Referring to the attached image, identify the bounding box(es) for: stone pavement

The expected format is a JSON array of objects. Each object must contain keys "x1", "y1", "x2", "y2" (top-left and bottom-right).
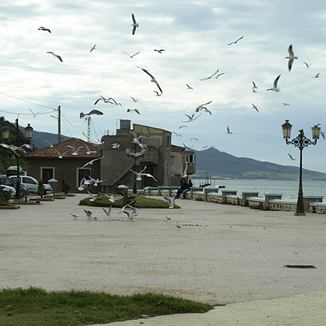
[{"x1": 1, "y1": 194, "x2": 326, "y2": 325}]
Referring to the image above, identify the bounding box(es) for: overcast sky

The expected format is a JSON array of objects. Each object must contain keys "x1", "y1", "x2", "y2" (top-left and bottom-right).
[{"x1": 0, "y1": 0, "x2": 325, "y2": 172}]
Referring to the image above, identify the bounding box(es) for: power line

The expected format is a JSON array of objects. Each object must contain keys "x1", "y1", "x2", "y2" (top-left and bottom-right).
[
  {"x1": 0, "y1": 90, "x2": 56, "y2": 110},
  {"x1": 61, "y1": 112, "x2": 84, "y2": 128},
  {"x1": 0, "y1": 108, "x2": 56, "y2": 116}
]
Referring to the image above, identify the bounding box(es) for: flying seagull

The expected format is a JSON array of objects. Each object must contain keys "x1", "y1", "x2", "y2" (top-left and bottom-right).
[
  {"x1": 123, "y1": 51, "x2": 140, "y2": 58},
  {"x1": 186, "y1": 84, "x2": 193, "y2": 90},
  {"x1": 130, "y1": 96, "x2": 138, "y2": 102},
  {"x1": 226, "y1": 126, "x2": 233, "y2": 134},
  {"x1": 38, "y1": 26, "x2": 51, "y2": 33},
  {"x1": 46, "y1": 51, "x2": 63, "y2": 62},
  {"x1": 200, "y1": 69, "x2": 220, "y2": 81},
  {"x1": 162, "y1": 195, "x2": 176, "y2": 209},
  {"x1": 103, "y1": 206, "x2": 112, "y2": 218},
  {"x1": 286, "y1": 44, "x2": 298, "y2": 72},
  {"x1": 29, "y1": 108, "x2": 40, "y2": 118},
  {"x1": 288, "y1": 153, "x2": 295, "y2": 161},
  {"x1": 320, "y1": 130, "x2": 325, "y2": 140},
  {"x1": 195, "y1": 100, "x2": 213, "y2": 113},
  {"x1": 131, "y1": 13, "x2": 138, "y2": 35},
  {"x1": 215, "y1": 72, "x2": 225, "y2": 79},
  {"x1": 80, "y1": 109, "x2": 103, "y2": 118},
  {"x1": 252, "y1": 81, "x2": 258, "y2": 93},
  {"x1": 252, "y1": 104, "x2": 259, "y2": 112},
  {"x1": 82, "y1": 156, "x2": 105, "y2": 168},
  {"x1": 153, "y1": 91, "x2": 162, "y2": 96},
  {"x1": 54, "y1": 149, "x2": 69, "y2": 159},
  {"x1": 138, "y1": 66, "x2": 163, "y2": 94},
  {"x1": 154, "y1": 49, "x2": 165, "y2": 53},
  {"x1": 84, "y1": 209, "x2": 93, "y2": 221},
  {"x1": 282, "y1": 102, "x2": 290, "y2": 106},
  {"x1": 313, "y1": 73, "x2": 320, "y2": 78},
  {"x1": 127, "y1": 108, "x2": 140, "y2": 115},
  {"x1": 266, "y1": 74, "x2": 281, "y2": 92},
  {"x1": 304, "y1": 62, "x2": 310, "y2": 68},
  {"x1": 90, "y1": 44, "x2": 96, "y2": 53},
  {"x1": 227, "y1": 36, "x2": 244, "y2": 46}
]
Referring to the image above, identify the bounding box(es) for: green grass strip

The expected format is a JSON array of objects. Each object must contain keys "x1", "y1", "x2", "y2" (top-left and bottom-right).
[{"x1": 0, "y1": 287, "x2": 212, "y2": 326}]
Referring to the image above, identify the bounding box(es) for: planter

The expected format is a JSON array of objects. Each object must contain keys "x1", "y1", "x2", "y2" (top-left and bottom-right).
[{"x1": 0, "y1": 204, "x2": 20, "y2": 209}]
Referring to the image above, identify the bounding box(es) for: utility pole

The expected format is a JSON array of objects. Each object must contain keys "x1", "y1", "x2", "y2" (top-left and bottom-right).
[{"x1": 57, "y1": 105, "x2": 61, "y2": 144}]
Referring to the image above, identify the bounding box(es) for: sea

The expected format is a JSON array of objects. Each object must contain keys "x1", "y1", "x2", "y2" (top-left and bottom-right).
[{"x1": 192, "y1": 178, "x2": 326, "y2": 201}]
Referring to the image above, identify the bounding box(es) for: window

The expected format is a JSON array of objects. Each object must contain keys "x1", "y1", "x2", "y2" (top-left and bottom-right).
[
  {"x1": 41, "y1": 167, "x2": 54, "y2": 183},
  {"x1": 185, "y1": 154, "x2": 195, "y2": 163},
  {"x1": 23, "y1": 177, "x2": 37, "y2": 185}
]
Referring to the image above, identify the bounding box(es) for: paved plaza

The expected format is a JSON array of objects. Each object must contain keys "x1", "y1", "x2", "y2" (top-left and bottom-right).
[{"x1": 1, "y1": 194, "x2": 326, "y2": 324}]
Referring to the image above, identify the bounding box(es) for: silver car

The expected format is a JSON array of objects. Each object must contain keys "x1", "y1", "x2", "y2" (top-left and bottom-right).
[{"x1": 9, "y1": 176, "x2": 53, "y2": 194}]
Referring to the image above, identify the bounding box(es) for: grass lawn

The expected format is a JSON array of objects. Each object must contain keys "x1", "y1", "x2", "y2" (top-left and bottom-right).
[
  {"x1": 0, "y1": 287, "x2": 212, "y2": 326},
  {"x1": 79, "y1": 195, "x2": 180, "y2": 209}
]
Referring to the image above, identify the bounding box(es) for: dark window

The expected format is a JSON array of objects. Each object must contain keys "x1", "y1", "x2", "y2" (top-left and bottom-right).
[{"x1": 41, "y1": 168, "x2": 54, "y2": 183}]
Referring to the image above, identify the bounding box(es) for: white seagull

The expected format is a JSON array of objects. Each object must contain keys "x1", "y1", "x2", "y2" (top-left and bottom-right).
[
  {"x1": 266, "y1": 74, "x2": 281, "y2": 92},
  {"x1": 82, "y1": 156, "x2": 104, "y2": 168},
  {"x1": 200, "y1": 69, "x2": 220, "y2": 81},
  {"x1": 186, "y1": 84, "x2": 193, "y2": 90},
  {"x1": 123, "y1": 51, "x2": 140, "y2": 58},
  {"x1": 46, "y1": 51, "x2": 63, "y2": 62},
  {"x1": 162, "y1": 195, "x2": 176, "y2": 209},
  {"x1": 131, "y1": 13, "x2": 139, "y2": 35},
  {"x1": 138, "y1": 66, "x2": 163, "y2": 95},
  {"x1": 285, "y1": 44, "x2": 298, "y2": 72}
]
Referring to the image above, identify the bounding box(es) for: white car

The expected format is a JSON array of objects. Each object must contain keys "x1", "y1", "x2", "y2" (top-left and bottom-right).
[
  {"x1": 0, "y1": 184, "x2": 16, "y2": 198},
  {"x1": 9, "y1": 176, "x2": 53, "y2": 195}
]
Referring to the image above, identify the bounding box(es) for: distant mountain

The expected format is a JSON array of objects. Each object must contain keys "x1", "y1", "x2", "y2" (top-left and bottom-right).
[
  {"x1": 30, "y1": 130, "x2": 71, "y2": 149},
  {"x1": 195, "y1": 147, "x2": 326, "y2": 180}
]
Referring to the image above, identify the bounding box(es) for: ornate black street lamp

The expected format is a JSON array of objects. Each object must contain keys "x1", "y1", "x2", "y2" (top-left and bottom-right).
[
  {"x1": 2, "y1": 119, "x2": 33, "y2": 199},
  {"x1": 282, "y1": 120, "x2": 320, "y2": 216}
]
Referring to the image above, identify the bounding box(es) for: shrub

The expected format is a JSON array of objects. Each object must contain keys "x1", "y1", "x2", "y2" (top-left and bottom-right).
[{"x1": 0, "y1": 188, "x2": 10, "y2": 205}]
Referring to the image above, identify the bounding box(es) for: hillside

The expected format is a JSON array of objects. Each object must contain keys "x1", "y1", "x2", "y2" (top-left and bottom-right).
[
  {"x1": 30, "y1": 130, "x2": 71, "y2": 149},
  {"x1": 195, "y1": 147, "x2": 326, "y2": 180}
]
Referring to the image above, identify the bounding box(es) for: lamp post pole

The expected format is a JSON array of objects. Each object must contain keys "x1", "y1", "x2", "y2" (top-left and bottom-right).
[
  {"x1": 15, "y1": 118, "x2": 21, "y2": 200},
  {"x1": 133, "y1": 143, "x2": 137, "y2": 194},
  {"x1": 282, "y1": 121, "x2": 320, "y2": 216}
]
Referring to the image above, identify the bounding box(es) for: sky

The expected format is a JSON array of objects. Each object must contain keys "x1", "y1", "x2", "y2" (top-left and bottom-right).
[{"x1": 0, "y1": 0, "x2": 325, "y2": 172}]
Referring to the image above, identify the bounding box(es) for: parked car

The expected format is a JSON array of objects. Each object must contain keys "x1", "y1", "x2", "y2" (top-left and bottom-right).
[
  {"x1": 0, "y1": 175, "x2": 29, "y2": 198},
  {"x1": 9, "y1": 176, "x2": 53, "y2": 195},
  {"x1": 0, "y1": 184, "x2": 16, "y2": 198}
]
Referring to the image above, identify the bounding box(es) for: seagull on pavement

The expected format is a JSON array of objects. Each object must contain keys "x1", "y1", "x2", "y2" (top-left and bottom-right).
[
  {"x1": 266, "y1": 74, "x2": 281, "y2": 92},
  {"x1": 131, "y1": 13, "x2": 139, "y2": 35},
  {"x1": 46, "y1": 51, "x2": 63, "y2": 62},
  {"x1": 84, "y1": 209, "x2": 93, "y2": 221},
  {"x1": 285, "y1": 44, "x2": 298, "y2": 72}
]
